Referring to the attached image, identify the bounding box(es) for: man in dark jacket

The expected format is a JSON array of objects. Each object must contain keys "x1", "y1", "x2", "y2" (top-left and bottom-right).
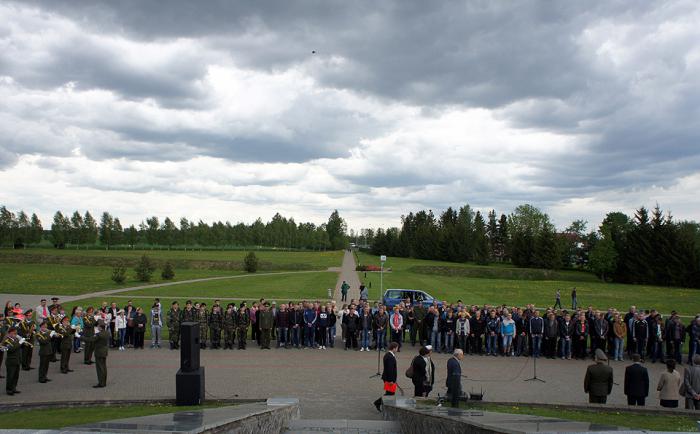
[
  {"x1": 446, "y1": 349, "x2": 464, "y2": 407},
  {"x1": 373, "y1": 342, "x2": 399, "y2": 411},
  {"x1": 412, "y1": 345, "x2": 435, "y2": 397},
  {"x1": 259, "y1": 303, "x2": 274, "y2": 350},
  {"x1": 343, "y1": 308, "x2": 359, "y2": 350},
  {"x1": 624, "y1": 354, "x2": 649, "y2": 406},
  {"x1": 584, "y1": 349, "x2": 614, "y2": 403},
  {"x1": 82, "y1": 320, "x2": 109, "y2": 388},
  {"x1": 632, "y1": 314, "x2": 648, "y2": 360}
]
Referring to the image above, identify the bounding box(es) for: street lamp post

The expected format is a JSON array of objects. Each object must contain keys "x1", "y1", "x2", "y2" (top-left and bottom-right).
[{"x1": 380, "y1": 255, "x2": 386, "y2": 301}]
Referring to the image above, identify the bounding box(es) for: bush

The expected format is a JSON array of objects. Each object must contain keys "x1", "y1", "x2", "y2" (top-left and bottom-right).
[
  {"x1": 243, "y1": 251, "x2": 259, "y2": 273},
  {"x1": 134, "y1": 254, "x2": 155, "y2": 282},
  {"x1": 161, "y1": 261, "x2": 175, "y2": 280},
  {"x1": 111, "y1": 261, "x2": 127, "y2": 284}
]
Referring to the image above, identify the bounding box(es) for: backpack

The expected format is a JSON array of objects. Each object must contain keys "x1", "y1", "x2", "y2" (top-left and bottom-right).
[{"x1": 405, "y1": 356, "x2": 418, "y2": 378}]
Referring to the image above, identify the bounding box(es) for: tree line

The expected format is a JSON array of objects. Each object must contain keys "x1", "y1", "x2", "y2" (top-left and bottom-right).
[
  {"x1": 0, "y1": 206, "x2": 348, "y2": 251},
  {"x1": 352, "y1": 203, "x2": 700, "y2": 288}
]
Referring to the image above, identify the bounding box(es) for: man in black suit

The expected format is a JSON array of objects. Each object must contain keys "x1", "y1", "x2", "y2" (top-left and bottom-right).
[
  {"x1": 412, "y1": 345, "x2": 435, "y2": 397},
  {"x1": 374, "y1": 342, "x2": 399, "y2": 411},
  {"x1": 624, "y1": 353, "x2": 649, "y2": 406},
  {"x1": 446, "y1": 349, "x2": 464, "y2": 407}
]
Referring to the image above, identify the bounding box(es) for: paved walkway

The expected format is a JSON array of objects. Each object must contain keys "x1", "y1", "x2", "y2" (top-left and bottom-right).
[{"x1": 332, "y1": 250, "x2": 361, "y2": 306}]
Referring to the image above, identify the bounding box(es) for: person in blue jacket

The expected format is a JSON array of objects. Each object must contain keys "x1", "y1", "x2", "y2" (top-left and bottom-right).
[{"x1": 303, "y1": 306, "x2": 317, "y2": 349}]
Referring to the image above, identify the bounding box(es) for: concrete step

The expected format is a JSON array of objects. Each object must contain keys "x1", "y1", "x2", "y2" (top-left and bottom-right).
[{"x1": 284, "y1": 419, "x2": 401, "y2": 434}]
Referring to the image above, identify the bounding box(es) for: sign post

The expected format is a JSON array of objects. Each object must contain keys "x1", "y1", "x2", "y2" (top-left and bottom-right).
[{"x1": 380, "y1": 255, "x2": 386, "y2": 301}]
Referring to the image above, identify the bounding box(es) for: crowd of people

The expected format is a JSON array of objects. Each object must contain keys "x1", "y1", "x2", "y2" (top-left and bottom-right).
[{"x1": 1, "y1": 293, "x2": 700, "y2": 409}]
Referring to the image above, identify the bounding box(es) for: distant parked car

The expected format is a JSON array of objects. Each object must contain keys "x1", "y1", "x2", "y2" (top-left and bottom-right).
[{"x1": 382, "y1": 289, "x2": 441, "y2": 308}]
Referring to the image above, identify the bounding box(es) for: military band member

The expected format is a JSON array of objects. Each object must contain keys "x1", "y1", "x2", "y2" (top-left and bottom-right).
[
  {"x1": 0, "y1": 312, "x2": 7, "y2": 379},
  {"x1": 223, "y1": 304, "x2": 236, "y2": 349},
  {"x1": 209, "y1": 305, "x2": 223, "y2": 349},
  {"x1": 0, "y1": 327, "x2": 29, "y2": 395},
  {"x1": 259, "y1": 303, "x2": 274, "y2": 350},
  {"x1": 48, "y1": 306, "x2": 61, "y2": 362},
  {"x1": 35, "y1": 320, "x2": 56, "y2": 383},
  {"x1": 19, "y1": 309, "x2": 36, "y2": 371},
  {"x1": 82, "y1": 307, "x2": 97, "y2": 365},
  {"x1": 57, "y1": 316, "x2": 78, "y2": 373},
  {"x1": 198, "y1": 303, "x2": 209, "y2": 349},
  {"x1": 167, "y1": 301, "x2": 181, "y2": 350},
  {"x1": 237, "y1": 304, "x2": 250, "y2": 349},
  {"x1": 82, "y1": 320, "x2": 109, "y2": 388}
]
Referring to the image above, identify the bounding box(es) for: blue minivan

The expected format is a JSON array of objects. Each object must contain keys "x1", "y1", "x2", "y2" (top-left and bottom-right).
[{"x1": 382, "y1": 288, "x2": 440, "y2": 308}]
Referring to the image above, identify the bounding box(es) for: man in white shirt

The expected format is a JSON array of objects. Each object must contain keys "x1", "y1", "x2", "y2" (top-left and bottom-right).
[{"x1": 35, "y1": 299, "x2": 49, "y2": 323}]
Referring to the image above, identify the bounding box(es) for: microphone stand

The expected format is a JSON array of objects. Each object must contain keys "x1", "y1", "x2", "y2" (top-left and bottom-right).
[{"x1": 524, "y1": 352, "x2": 546, "y2": 383}]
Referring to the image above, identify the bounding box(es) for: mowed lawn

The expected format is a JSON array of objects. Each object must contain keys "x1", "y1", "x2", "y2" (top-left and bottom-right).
[
  {"x1": 357, "y1": 253, "x2": 700, "y2": 316},
  {"x1": 0, "y1": 263, "x2": 243, "y2": 295},
  {"x1": 1, "y1": 248, "x2": 343, "y2": 270},
  {"x1": 119, "y1": 271, "x2": 338, "y2": 300}
]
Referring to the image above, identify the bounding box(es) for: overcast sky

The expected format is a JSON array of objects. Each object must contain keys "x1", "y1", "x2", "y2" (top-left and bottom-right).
[{"x1": 1, "y1": 1, "x2": 699, "y2": 231}]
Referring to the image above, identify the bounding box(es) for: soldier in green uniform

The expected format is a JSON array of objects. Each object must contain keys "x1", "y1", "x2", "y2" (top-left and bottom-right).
[
  {"x1": 82, "y1": 320, "x2": 109, "y2": 388},
  {"x1": 35, "y1": 321, "x2": 54, "y2": 383},
  {"x1": 19, "y1": 309, "x2": 36, "y2": 371},
  {"x1": 198, "y1": 303, "x2": 209, "y2": 349},
  {"x1": 223, "y1": 304, "x2": 236, "y2": 349},
  {"x1": 237, "y1": 304, "x2": 250, "y2": 349},
  {"x1": 259, "y1": 303, "x2": 274, "y2": 350},
  {"x1": 182, "y1": 300, "x2": 196, "y2": 323},
  {"x1": 82, "y1": 307, "x2": 97, "y2": 364},
  {"x1": 413, "y1": 303, "x2": 427, "y2": 346},
  {"x1": 209, "y1": 305, "x2": 223, "y2": 349},
  {"x1": 57, "y1": 316, "x2": 77, "y2": 373},
  {"x1": 47, "y1": 306, "x2": 61, "y2": 362},
  {"x1": 0, "y1": 327, "x2": 26, "y2": 395},
  {"x1": 167, "y1": 301, "x2": 181, "y2": 350}
]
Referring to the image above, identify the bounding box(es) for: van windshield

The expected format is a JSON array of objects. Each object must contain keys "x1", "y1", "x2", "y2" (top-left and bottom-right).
[{"x1": 385, "y1": 290, "x2": 401, "y2": 299}]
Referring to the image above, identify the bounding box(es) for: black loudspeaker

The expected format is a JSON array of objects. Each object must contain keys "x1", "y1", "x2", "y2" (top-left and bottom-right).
[
  {"x1": 180, "y1": 322, "x2": 200, "y2": 372},
  {"x1": 176, "y1": 367, "x2": 205, "y2": 406}
]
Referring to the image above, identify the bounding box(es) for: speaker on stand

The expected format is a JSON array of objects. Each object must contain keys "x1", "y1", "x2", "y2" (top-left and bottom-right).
[{"x1": 176, "y1": 322, "x2": 205, "y2": 406}]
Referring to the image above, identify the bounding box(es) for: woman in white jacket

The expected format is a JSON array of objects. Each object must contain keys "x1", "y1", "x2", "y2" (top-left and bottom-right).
[{"x1": 115, "y1": 310, "x2": 127, "y2": 350}]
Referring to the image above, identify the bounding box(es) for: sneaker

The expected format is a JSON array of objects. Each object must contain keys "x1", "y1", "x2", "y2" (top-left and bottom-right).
[{"x1": 360, "y1": 347, "x2": 365, "y2": 352}]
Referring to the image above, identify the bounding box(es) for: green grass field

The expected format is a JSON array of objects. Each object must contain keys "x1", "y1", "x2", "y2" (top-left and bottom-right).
[
  {"x1": 0, "y1": 403, "x2": 232, "y2": 429},
  {"x1": 464, "y1": 403, "x2": 696, "y2": 432},
  {"x1": 357, "y1": 253, "x2": 700, "y2": 316},
  {"x1": 119, "y1": 271, "x2": 338, "y2": 300}
]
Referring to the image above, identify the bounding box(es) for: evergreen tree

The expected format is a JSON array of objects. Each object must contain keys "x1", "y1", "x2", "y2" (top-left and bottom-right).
[
  {"x1": 161, "y1": 261, "x2": 175, "y2": 280},
  {"x1": 134, "y1": 254, "x2": 155, "y2": 282},
  {"x1": 111, "y1": 261, "x2": 127, "y2": 284},
  {"x1": 590, "y1": 230, "x2": 618, "y2": 281},
  {"x1": 83, "y1": 211, "x2": 98, "y2": 246},
  {"x1": 456, "y1": 205, "x2": 475, "y2": 261},
  {"x1": 326, "y1": 210, "x2": 347, "y2": 250},
  {"x1": 497, "y1": 213, "x2": 509, "y2": 262},
  {"x1": 473, "y1": 211, "x2": 490, "y2": 265},
  {"x1": 29, "y1": 213, "x2": 43, "y2": 245},
  {"x1": 533, "y1": 223, "x2": 562, "y2": 269},
  {"x1": 244, "y1": 251, "x2": 259, "y2": 273},
  {"x1": 98, "y1": 212, "x2": 114, "y2": 249},
  {"x1": 50, "y1": 211, "x2": 69, "y2": 248}
]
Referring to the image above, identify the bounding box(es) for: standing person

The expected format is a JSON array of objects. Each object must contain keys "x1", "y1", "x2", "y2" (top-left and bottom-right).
[
  {"x1": 571, "y1": 287, "x2": 577, "y2": 310},
  {"x1": 412, "y1": 302, "x2": 426, "y2": 346},
  {"x1": 237, "y1": 304, "x2": 250, "y2": 350},
  {"x1": 632, "y1": 313, "x2": 649, "y2": 361},
  {"x1": 500, "y1": 313, "x2": 515, "y2": 357},
  {"x1": 19, "y1": 309, "x2": 36, "y2": 370},
  {"x1": 624, "y1": 354, "x2": 649, "y2": 406},
  {"x1": 374, "y1": 307, "x2": 388, "y2": 352},
  {"x1": 411, "y1": 346, "x2": 435, "y2": 397},
  {"x1": 684, "y1": 354, "x2": 700, "y2": 410},
  {"x1": 612, "y1": 314, "x2": 627, "y2": 361},
  {"x1": 82, "y1": 307, "x2": 96, "y2": 364},
  {"x1": 108, "y1": 302, "x2": 119, "y2": 348},
  {"x1": 574, "y1": 313, "x2": 589, "y2": 360},
  {"x1": 543, "y1": 312, "x2": 558, "y2": 359},
  {"x1": 35, "y1": 299, "x2": 49, "y2": 324},
  {"x1": 0, "y1": 327, "x2": 25, "y2": 395},
  {"x1": 317, "y1": 305, "x2": 329, "y2": 350},
  {"x1": 133, "y1": 307, "x2": 147, "y2": 349},
  {"x1": 124, "y1": 301, "x2": 136, "y2": 348},
  {"x1": 57, "y1": 316, "x2": 78, "y2": 374},
  {"x1": 223, "y1": 304, "x2": 236, "y2": 350},
  {"x1": 470, "y1": 310, "x2": 485, "y2": 355},
  {"x1": 344, "y1": 308, "x2": 359, "y2": 350},
  {"x1": 115, "y1": 309, "x2": 127, "y2": 351},
  {"x1": 70, "y1": 307, "x2": 84, "y2": 353},
  {"x1": 688, "y1": 317, "x2": 700, "y2": 365},
  {"x1": 35, "y1": 321, "x2": 54, "y2": 383},
  {"x1": 82, "y1": 320, "x2": 109, "y2": 388},
  {"x1": 529, "y1": 310, "x2": 544, "y2": 358},
  {"x1": 390, "y1": 306, "x2": 404, "y2": 351},
  {"x1": 359, "y1": 284, "x2": 368, "y2": 302},
  {"x1": 456, "y1": 311, "x2": 470, "y2": 353},
  {"x1": 373, "y1": 341, "x2": 399, "y2": 412},
  {"x1": 360, "y1": 306, "x2": 372, "y2": 352},
  {"x1": 198, "y1": 303, "x2": 209, "y2": 349},
  {"x1": 275, "y1": 304, "x2": 289, "y2": 348},
  {"x1": 554, "y1": 289, "x2": 562, "y2": 309},
  {"x1": 584, "y1": 349, "x2": 614, "y2": 404},
  {"x1": 657, "y1": 359, "x2": 681, "y2": 408},
  {"x1": 485, "y1": 310, "x2": 499, "y2": 356},
  {"x1": 340, "y1": 281, "x2": 350, "y2": 302},
  {"x1": 150, "y1": 303, "x2": 162, "y2": 349},
  {"x1": 443, "y1": 310, "x2": 456, "y2": 354},
  {"x1": 289, "y1": 304, "x2": 302, "y2": 349},
  {"x1": 259, "y1": 303, "x2": 273, "y2": 350},
  {"x1": 209, "y1": 305, "x2": 223, "y2": 349},
  {"x1": 593, "y1": 312, "x2": 609, "y2": 354},
  {"x1": 327, "y1": 304, "x2": 337, "y2": 348},
  {"x1": 650, "y1": 316, "x2": 664, "y2": 363},
  {"x1": 559, "y1": 313, "x2": 574, "y2": 360},
  {"x1": 446, "y1": 349, "x2": 464, "y2": 407},
  {"x1": 303, "y1": 304, "x2": 317, "y2": 349},
  {"x1": 48, "y1": 306, "x2": 61, "y2": 361},
  {"x1": 167, "y1": 302, "x2": 181, "y2": 350}
]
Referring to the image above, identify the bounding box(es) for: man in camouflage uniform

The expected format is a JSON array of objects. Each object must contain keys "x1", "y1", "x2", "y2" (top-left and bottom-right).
[
  {"x1": 182, "y1": 300, "x2": 197, "y2": 323},
  {"x1": 223, "y1": 304, "x2": 237, "y2": 349},
  {"x1": 167, "y1": 301, "x2": 182, "y2": 350},
  {"x1": 237, "y1": 304, "x2": 250, "y2": 349},
  {"x1": 209, "y1": 305, "x2": 223, "y2": 349},
  {"x1": 82, "y1": 306, "x2": 97, "y2": 364},
  {"x1": 198, "y1": 303, "x2": 209, "y2": 349}
]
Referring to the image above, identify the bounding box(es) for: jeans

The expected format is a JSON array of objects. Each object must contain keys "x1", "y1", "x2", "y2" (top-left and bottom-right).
[
  {"x1": 431, "y1": 330, "x2": 442, "y2": 352},
  {"x1": 328, "y1": 325, "x2": 336, "y2": 347},
  {"x1": 651, "y1": 340, "x2": 663, "y2": 362},
  {"x1": 531, "y1": 335, "x2": 542, "y2": 358},
  {"x1": 560, "y1": 338, "x2": 572, "y2": 358},
  {"x1": 515, "y1": 334, "x2": 526, "y2": 356},
  {"x1": 502, "y1": 335, "x2": 513, "y2": 353},
  {"x1": 614, "y1": 337, "x2": 624, "y2": 360},
  {"x1": 151, "y1": 325, "x2": 161, "y2": 346},
  {"x1": 688, "y1": 339, "x2": 699, "y2": 364},
  {"x1": 486, "y1": 334, "x2": 497, "y2": 355},
  {"x1": 73, "y1": 336, "x2": 81, "y2": 351},
  {"x1": 445, "y1": 333, "x2": 454, "y2": 352},
  {"x1": 291, "y1": 327, "x2": 300, "y2": 347},
  {"x1": 361, "y1": 329, "x2": 370, "y2": 348},
  {"x1": 277, "y1": 327, "x2": 287, "y2": 346},
  {"x1": 305, "y1": 325, "x2": 315, "y2": 347},
  {"x1": 572, "y1": 297, "x2": 577, "y2": 310},
  {"x1": 118, "y1": 328, "x2": 126, "y2": 347},
  {"x1": 377, "y1": 329, "x2": 386, "y2": 350}
]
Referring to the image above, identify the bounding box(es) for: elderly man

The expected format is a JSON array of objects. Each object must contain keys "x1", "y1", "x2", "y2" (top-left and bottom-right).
[
  {"x1": 584, "y1": 349, "x2": 614, "y2": 403},
  {"x1": 684, "y1": 354, "x2": 700, "y2": 410},
  {"x1": 447, "y1": 349, "x2": 464, "y2": 407}
]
